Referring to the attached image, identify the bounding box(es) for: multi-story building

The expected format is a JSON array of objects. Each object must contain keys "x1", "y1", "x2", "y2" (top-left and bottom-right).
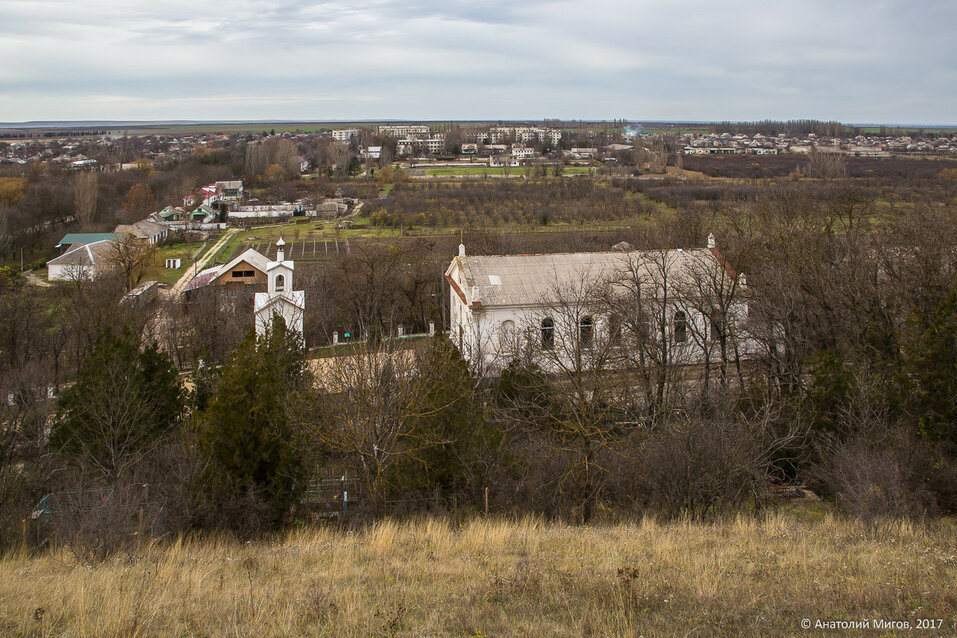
[
  {"x1": 332, "y1": 129, "x2": 359, "y2": 142},
  {"x1": 377, "y1": 125, "x2": 431, "y2": 139}
]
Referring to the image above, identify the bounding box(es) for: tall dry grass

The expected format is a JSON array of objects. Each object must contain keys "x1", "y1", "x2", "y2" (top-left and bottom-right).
[{"x1": 1, "y1": 510, "x2": 955, "y2": 636}]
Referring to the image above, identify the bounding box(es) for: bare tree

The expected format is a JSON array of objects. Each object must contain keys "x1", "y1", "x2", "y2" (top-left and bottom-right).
[
  {"x1": 498, "y1": 271, "x2": 630, "y2": 522},
  {"x1": 803, "y1": 148, "x2": 847, "y2": 180},
  {"x1": 604, "y1": 250, "x2": 696, "y2": 417},
  {"x1": 110, "y1": 236, "x2": 154, "y2": 291},
  {"x1": 73, "y1": 171, "x2": 98, "y2": 229},
  {"x1": 301, "y1": 338, "x2": 467, "y2": 510}
]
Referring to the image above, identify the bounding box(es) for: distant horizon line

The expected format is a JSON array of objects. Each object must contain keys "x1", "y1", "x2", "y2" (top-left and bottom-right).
[{"x1": 2, "y1": 119, "x2": 955, "y2": 130}]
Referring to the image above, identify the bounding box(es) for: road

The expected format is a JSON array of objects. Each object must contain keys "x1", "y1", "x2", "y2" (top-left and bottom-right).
[{"x1": 169, "y1": 228, "x2": 239, "y2": 296}]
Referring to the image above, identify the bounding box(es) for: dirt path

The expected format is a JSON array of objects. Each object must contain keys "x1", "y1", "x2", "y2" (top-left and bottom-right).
[
  {"x1": 23, "y1": 270, "x2": 51, "y2": 287},
  {"x1": 169, "y1": 228, "x2": 239, "y2": 296}
]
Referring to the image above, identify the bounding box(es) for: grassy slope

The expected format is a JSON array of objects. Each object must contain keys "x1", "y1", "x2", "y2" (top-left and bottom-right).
[{"x1": 1, "y1": 510, "x2": 954, "y2": 636}]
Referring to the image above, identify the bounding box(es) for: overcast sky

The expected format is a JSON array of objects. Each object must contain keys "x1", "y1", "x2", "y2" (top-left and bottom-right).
[{"x1": 1, "y1": 0, "x2": 954, "y2": 124}]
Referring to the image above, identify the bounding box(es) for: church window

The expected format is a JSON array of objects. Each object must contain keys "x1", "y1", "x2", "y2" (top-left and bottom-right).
[
  {"x1": 674, "y1": 311, "x2": 687, "y2": 343},
  {"x1": 541, "y1": 317, "x2": 555, "y2": 349}
]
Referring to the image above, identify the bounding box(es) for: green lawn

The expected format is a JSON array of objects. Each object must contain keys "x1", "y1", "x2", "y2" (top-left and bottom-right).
[{"x1": 150, "y1": 241, "x2": 205, "y2": 284}]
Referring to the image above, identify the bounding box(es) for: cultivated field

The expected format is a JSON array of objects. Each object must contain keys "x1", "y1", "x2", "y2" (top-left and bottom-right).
[{"x1": 1, "y1": 510, "x2": 955, "y2": 636}]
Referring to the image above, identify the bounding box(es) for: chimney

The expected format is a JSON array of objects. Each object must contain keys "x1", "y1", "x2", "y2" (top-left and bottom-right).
[
  {"x1": 738, "y1": 272, "x2": 747, "y2": 288},
  {"x1": 707, "y1": 233, "x2": 716, "y2": 249},
  {"x1": 471, "y1": 285, "x2": 481, "y2": 303},
  {"x1": 459, "y1": 243, "x2": 466, "y2": 257},
  {"x1": 276, "y1": 237, "x2": 285, "y2": 262}
]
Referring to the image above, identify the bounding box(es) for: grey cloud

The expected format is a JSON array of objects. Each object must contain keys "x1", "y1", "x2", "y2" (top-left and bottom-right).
[{"x1": 0, "y1": 0, "x2": 954, "y2": 122}]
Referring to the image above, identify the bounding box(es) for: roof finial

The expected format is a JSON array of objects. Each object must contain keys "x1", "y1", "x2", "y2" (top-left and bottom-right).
[
  {"x1": 277, "y1": 236, "x2": 285, "y2": 262},
  {"x1": 707, "y1": 232, "x2": 715, "y2": 249}
]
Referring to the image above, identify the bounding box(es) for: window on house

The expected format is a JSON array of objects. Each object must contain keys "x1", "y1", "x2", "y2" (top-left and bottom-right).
[
  {"x1": 673, "y1": 311, "x2": 687, "y2": 343},
  {"x1": 541, "y1": 317, "x2": 555, "y2": 350},
  {"x1": 580, "y1": 316, "x2": 594, "y2": 347},
  {"x1": 275, "y1": 274, "x2": 285, "y2": 291}
]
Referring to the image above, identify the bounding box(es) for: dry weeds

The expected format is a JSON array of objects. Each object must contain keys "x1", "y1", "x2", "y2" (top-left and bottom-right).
[{"x1": 1, "y1": 510, "x2": 955, "y2": 636}]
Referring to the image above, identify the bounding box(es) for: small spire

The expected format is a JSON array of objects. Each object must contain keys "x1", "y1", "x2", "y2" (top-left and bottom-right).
[
  {"x1": 707, "y1": 233, "x2": 716, "y2": 249},
  {"x1": 459, "y1": 243, "x2": 466, "y2": 257},
  {"x1": 277, "y1": 236, "x2": 285, "y2": 262}
]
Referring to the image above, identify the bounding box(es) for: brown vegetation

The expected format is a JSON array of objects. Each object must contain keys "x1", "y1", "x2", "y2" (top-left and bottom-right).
[{"x1": 1, "y1": 513, "x2": 955, "y2": 636}]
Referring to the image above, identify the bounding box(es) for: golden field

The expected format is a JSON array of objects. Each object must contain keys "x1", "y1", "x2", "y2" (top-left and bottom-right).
[{"x1": 1, "y1": 510, "x2": 955, "y2": 637}]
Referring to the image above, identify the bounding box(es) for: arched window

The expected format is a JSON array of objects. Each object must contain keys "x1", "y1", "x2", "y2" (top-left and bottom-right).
[
  {"x1": 275, "y1": 274, "x2": 285, "y2": 291},
  {"x1": 673, "y1": 311, "x2": 687, "y2": 343},
  {"x1": 579, "y1": 315, "x2": 594, "y2": 347},
  {"x1": 541, "y1": 317, "x2": 555, "y2": 349},
  {"x1": 500, "y1": 320, "x2": 516, "y2": 349}
]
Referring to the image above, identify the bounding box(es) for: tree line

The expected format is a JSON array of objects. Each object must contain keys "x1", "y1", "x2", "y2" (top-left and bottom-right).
[{"x1": 0, "y1": 179, "x2": 955, "y2": 553}]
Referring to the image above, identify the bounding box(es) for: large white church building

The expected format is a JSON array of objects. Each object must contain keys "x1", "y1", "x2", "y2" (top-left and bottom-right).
[
  {"x1": 254, "y1": 238, "x2": 306, "y2": 340},
  {"x1": 444, "y1": 235, "x2": 754, "y2": 374}
]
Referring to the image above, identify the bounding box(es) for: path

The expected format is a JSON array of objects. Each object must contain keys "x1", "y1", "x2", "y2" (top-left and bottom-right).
[
  {"x1": 169, "y1": 228, "x2": 239, "y2": 296},
  {"x1": 23, "y1": 270, "x2": 52, "y2": 288}
]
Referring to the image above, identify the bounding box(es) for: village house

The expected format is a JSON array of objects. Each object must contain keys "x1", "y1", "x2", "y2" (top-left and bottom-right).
[
  {"x1": 55, "y1": 233, "x2": 118, "y2": 251},
  {"x1": 184, "y1": 247, "x2": 270, "y2": 294},
  {"x1": 445, "y1": 236, "x2": 752, "y2": 374},
  {"x1": 114, "y1": 219, "x2": 169, "y2": 245},
  {"x1": 47, "y1": 238, "x2": 119, "y2": 281}
]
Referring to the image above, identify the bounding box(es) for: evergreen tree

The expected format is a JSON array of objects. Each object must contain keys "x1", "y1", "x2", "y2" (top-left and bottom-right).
[
  {"x1": 907, "y1": 284, "x2": 957, "y2": 450},
  {"x1": 197, "y1": 319, "x2": 308, "y2": 524},
  {"x1": 388, "y1": 336, "x2": 488, "y2": 502}
]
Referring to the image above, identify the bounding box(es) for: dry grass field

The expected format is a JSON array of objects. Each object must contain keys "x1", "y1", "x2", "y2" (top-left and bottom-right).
[{"x1": 1, "y1": 510, "x2": 955, "y2": 637}]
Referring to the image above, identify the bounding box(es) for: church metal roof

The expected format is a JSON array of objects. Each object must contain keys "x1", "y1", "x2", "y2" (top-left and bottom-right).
[{"x1": 450, "y1": 248, "x2": 735, "y2": 308}]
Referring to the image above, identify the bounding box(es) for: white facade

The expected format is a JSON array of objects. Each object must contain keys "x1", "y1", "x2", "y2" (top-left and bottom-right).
[
  {"x1": 254, "y1": 238, "x2": 306, "y2": 341},
  {"x1": 445, "y1": 237, "x2": 753, "y2": 374},
  {"x1": 47, "y1": 239, "x2": 117, "y2": 281},
  {"x1": 332, "y1": 128, "x2": 359, "y2": 142}
]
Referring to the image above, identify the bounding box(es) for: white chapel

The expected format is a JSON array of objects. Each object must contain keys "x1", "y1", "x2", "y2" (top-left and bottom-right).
[{"x1": 254, "y1": 237, "x2": 306, "y2": 341}]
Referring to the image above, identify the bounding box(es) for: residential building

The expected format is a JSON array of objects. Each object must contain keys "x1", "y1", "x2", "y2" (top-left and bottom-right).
[
  {"x1": 377, "y1": 125, "x2": 431, "y2": 139},
  {"x1": 55, "y1": 233, "x2": 118, "y2": 251},
  {"x1": 185, "y1": 247, "x2": 270, "y2": 293},
  {"x1": 332, "y1": 128, "x2": 359, "y2": 142},
  {"x1": 47, "y1": 239, "x2": 118, "y2": 281},
  {"x1": 114, "y1": 219, "x2": 169, "y2": 245}
]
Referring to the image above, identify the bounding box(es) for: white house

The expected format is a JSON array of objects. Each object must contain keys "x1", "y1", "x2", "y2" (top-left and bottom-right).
[
  {"x1": 444, "y1": 236, "x2": 752, "y2": 374},
  {"x1": 254, "y1": 238, "x2": 306, "y2": 341},
  {"x1": 47, "y1": 239, "x2": 118, "y2": 281}
]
